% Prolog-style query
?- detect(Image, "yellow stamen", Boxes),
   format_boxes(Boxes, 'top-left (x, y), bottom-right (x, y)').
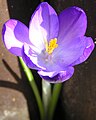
top-left (45, 38), bottom-right (58, 54)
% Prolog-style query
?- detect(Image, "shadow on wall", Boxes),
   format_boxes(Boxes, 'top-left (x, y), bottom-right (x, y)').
top-left (0, 59), bottom-right (41, 120)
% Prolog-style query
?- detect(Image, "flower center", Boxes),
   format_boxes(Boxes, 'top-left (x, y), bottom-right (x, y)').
top-left (45, 38), bottom-right (58, 54)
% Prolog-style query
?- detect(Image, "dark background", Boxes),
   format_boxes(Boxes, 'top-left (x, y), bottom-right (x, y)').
top-left (0, 0), bottom-right (96, 120)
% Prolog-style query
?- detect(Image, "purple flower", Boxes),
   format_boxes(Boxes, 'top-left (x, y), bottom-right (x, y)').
top-left (2, 2), bottom-right (94, 83)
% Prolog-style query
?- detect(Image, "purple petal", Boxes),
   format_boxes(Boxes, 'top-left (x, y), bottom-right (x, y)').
top-left (23, 43), bottom-right (46, 70)
top-left (2, 19), bottom-right (29, 56)
top-left (23, 43), bottom-right (63, 72)
top-left (37, 52), bottom-right (64, 72)
top-left (71, 37), bottom-right (95, 65)
top-left (21, 45), bottom-right (40, 70)
top-left (39, 67), bottom-right (74, 83)
top-left (29, 2), bottom-right (59, 52)
top-left (38, 70), bottom-right (58, 78)
top-left (53, 36), bottom-right (89, 67)
top-left (58, 6), bottom-right (87, 43)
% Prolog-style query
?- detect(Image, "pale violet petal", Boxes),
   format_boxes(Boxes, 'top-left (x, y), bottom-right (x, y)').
top-left (58, 6), bottom-right (87, 44)
top-left (53, 37), bottom-right (88, 67)
top-left (29, 2), bottom-right (59, 53)
top-left (71, 37), bottom-right (95, 65)
top-left (2, 19), bottom-right (29, 56)
top-left (39, 67), bottom-right (74, 83)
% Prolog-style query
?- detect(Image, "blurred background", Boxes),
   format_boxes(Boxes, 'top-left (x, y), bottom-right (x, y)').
top-left (0, 0), bottom-right (96, 120)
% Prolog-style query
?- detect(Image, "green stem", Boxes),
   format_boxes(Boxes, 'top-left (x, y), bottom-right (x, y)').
top-left (19, 57), bottom-right (44, 120)
top-left (42, 79), bottom-right (51, 119)
top-left (48, 83), bottom-right (62, 120)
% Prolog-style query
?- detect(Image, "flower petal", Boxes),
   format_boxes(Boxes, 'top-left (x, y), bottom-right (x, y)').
top-left (53, 36), bottom-right (89, 67)
top-left (71, 37), bottom-right (95, 65)
top-left (23, 43), bottom-right (46, 70)
top-left (21, 45), bottom-right (40, 70)
top-left (39, 67), bottom-right (74, 83)
top-left (29, 2), bottom-right (59, 52)
top-left (58, 6), bottom-right (87, 43)
top-left (23, 43), bottom-right (63, 72)
top-left (38, 70), bottom-right (58, 78)
top-left (2, 19), bottom-right (29, 56)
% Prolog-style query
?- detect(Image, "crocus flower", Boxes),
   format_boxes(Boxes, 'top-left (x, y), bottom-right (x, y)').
top-left (2, 2), bottom-right (94, 83)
